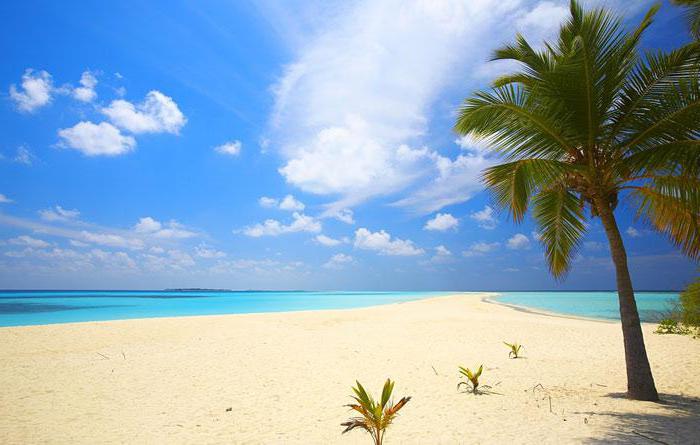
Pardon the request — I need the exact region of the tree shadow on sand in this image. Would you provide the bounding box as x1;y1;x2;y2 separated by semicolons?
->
579;392;700;444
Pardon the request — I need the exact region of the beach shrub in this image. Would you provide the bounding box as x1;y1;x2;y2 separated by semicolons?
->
680;275;700;329
341;379;411;445
655;277;700;337
504;341;523;358
655;318;689;335
458;365;486;395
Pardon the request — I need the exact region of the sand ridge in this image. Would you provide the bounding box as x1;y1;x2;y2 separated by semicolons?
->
1;292;698;444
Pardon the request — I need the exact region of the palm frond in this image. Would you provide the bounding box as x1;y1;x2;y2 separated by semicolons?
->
630;175;700;259
621;75;700;153
672;0;700;40
611;43;700;146
532;185;587;278
482;159;577;222
455;85;574;160
620;140;700;178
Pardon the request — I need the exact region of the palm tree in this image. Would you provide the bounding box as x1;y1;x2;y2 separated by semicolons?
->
673;0;700;40
455;0;700;401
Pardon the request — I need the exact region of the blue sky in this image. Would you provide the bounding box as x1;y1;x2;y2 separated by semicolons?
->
0;0;696;290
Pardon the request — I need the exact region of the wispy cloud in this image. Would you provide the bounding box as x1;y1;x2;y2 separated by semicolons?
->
214;140;242;156
240;212;321;237
470;205;498;230
323;253;354;269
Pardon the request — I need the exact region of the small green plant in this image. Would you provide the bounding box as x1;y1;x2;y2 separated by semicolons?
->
341;379;411;445
458;365;490;395
504;341;523;358
680;275;700;329
655;318;690;335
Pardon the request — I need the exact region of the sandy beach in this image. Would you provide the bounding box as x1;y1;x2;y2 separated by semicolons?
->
1;293;698;444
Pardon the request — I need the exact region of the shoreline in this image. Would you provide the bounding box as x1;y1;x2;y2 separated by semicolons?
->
0;290;663;329
1;292;698;443
0;291;471;330
482;294;620;324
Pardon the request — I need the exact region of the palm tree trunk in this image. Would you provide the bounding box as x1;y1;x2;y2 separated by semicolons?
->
596;198;659;401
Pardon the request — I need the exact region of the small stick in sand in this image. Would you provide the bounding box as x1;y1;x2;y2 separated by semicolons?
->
431;365;438;375
96;352;110;360
631;430;669;445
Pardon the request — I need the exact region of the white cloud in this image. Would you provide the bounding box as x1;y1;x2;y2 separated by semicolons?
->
102;90;186;134
39;205;80;222
584;241;606;251
9;69;53;112
259;197;278;208
14;146;36;165
4;246;138;272
242;212;321;237
506;233;530;250
258;195;306;211
142;249;195;271
80;231;144;250
424;213;459;231
268;0;520;211
626;227;642;238
214;141;242;156
424;244;454;265
73;71;98;102
470;205;498;230
0;212;195;253
153;225;196;240
58;121;136;156
134;217;162;233
330;208;355;224
455;134;492;154
323;253;354;269
0;194;13;204
279;195;305;211
9;235;50;248
133;217;196;239
194;245;226;259
69;239;89;248
515;1;568;47
463;241;500;257
354;228;424;256
314;234;343;247
435;245;452;256
391;151;492;214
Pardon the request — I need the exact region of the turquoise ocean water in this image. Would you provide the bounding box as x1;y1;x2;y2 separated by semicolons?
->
0;290;679;327
0;290;444;327
494;291;679;322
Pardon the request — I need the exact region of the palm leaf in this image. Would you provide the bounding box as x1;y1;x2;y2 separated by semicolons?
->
532;185;587;278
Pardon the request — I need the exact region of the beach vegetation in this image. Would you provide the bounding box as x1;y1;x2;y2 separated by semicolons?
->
458;365;488;395
680;275;700;329
504;341;523;358
341;379;411;445
455;0;700;401
655;318;690;335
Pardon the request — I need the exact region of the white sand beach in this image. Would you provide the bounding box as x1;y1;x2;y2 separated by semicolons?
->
1;293;698;444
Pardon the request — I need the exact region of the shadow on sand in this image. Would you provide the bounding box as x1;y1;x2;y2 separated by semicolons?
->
580;392;700;444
